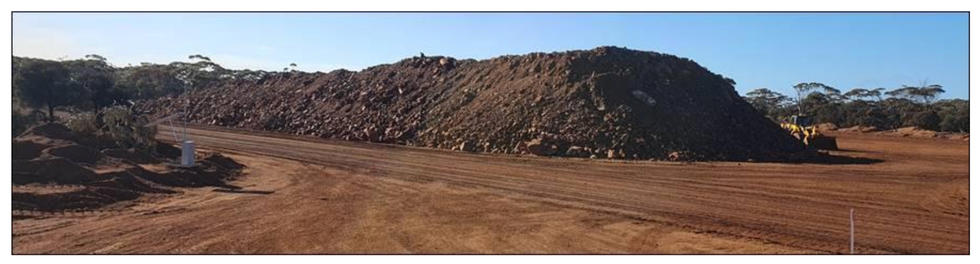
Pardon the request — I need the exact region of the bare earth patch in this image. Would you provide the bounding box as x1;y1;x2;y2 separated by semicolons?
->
12;126;968;254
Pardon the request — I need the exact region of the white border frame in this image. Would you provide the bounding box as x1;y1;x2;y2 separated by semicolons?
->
2;1;976;263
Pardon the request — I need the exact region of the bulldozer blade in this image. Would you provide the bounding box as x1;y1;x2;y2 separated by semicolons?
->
806;136;839;150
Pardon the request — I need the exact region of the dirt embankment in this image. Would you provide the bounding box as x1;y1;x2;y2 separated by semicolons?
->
825;124;968;141
12;124;244;213
880;127;970;140
138;46;806;161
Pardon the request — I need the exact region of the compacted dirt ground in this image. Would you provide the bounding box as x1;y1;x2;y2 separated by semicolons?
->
12;126;968;254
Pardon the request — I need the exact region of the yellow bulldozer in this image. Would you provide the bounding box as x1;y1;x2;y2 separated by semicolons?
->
780;115;839;150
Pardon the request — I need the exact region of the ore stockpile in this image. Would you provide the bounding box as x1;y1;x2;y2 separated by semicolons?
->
138;47;805;161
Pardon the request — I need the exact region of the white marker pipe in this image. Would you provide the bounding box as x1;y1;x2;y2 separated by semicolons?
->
850;208;855;254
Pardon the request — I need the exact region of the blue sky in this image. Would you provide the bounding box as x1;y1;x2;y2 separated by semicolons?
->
13;13;969;99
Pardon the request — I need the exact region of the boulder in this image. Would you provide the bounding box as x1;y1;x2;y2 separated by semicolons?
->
526;138;557;156
565;146;589;157
607;149;622;159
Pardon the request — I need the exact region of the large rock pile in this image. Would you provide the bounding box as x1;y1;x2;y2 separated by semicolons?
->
137;46;806;161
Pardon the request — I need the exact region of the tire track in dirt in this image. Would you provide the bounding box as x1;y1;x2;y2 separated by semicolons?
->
159;126;968;254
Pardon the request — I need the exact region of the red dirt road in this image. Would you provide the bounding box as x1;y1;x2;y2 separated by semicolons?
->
13;126;968;254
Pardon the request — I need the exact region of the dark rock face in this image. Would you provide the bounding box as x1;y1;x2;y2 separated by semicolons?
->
138;46;805;161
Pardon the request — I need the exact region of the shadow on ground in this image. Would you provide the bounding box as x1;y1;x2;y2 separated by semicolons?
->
790;152;884;165
213;188;275;195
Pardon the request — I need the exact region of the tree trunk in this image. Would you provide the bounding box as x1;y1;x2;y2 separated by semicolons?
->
47;88;54;123
796;90;803;116
47;105;54;123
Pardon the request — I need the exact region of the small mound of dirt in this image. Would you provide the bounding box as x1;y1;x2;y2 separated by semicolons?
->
892;127;938;138
12;187;146;212
90;169;176;194
947;134;969;141
838;125;878;133
155;143;182;159
202;153;246;171
45;144;102;164
814;123;838;132
12;158;104;185
869;127;968;141
12;139;51;160
137;164;236;188
12;123;246;213
19;123;74;140
102;148;158;164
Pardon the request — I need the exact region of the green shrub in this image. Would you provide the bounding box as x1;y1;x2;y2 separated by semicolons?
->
911;110;941;131
65;112;99;136
101;106;157;153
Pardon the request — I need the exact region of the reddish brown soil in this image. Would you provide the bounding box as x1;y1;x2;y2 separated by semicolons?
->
12;126;968;254
11;124;244;212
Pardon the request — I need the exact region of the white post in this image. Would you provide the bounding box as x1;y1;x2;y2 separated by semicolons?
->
181;140;195;167
850;208;855;254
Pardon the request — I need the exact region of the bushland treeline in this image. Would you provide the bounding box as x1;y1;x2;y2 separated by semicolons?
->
744;82;968;133
12;55;285;134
